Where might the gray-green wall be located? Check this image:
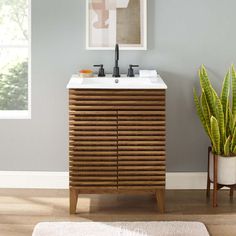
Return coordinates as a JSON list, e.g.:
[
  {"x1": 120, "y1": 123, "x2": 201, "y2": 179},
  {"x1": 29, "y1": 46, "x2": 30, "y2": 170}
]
[{"x1": 0, "y1": 0, "x2": 236, "y2": 172}]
